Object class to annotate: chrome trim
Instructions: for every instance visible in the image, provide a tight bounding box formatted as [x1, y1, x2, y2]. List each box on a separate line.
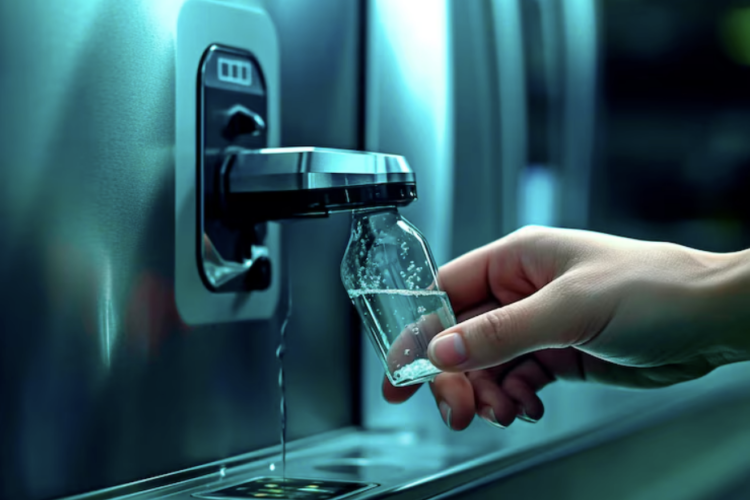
[228, 148, 416, 193]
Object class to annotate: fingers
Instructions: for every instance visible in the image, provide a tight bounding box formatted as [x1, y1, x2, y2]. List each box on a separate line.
[428, 356, 556, 430]
[428, 277, 599, 372]
[468, 373, 518, 427]
[381, 371, 477, 429]
[382, 301, 501, 404]
[384, 355, 560, 429]
[436, 243, 495, 315]
[429, 372, 476, 430]
[436, 225, 569, 316]
[382, 376, 421, 404]
[496, 359, 552, 422]
[386, 311, 447, 372]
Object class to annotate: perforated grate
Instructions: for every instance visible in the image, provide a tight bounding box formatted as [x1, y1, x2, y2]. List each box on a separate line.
[194, 477, 378, 500]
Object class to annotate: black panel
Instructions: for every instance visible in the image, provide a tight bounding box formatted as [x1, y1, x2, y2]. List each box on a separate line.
[197, 45, 270, 293]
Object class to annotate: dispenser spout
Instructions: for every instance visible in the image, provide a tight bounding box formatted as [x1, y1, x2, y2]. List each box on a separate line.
[219, 147, 418, 221]
[199, 146, 418, 292]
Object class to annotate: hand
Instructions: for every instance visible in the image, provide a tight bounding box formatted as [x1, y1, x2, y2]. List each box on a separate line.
[382, 226, 750, 430]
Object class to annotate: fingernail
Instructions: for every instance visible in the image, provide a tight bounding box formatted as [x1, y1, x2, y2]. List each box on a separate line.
[480, 407, 505, 429]
[517, 407, 538, 424]
[429, 333, 467, 367]
[439, 401, 453, 430]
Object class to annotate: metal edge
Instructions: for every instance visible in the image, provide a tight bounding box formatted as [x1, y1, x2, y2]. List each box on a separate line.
[403, 382, 750, 500]
[57, 428, 358, 500]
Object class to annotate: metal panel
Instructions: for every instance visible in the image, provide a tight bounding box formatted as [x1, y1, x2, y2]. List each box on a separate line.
[174, 0, 283, 324]
[362, 0, 455, 436]
[0, 0, 363, 498]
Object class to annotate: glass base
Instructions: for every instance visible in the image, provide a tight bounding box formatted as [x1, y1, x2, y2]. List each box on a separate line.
[387, 359, 442, 387]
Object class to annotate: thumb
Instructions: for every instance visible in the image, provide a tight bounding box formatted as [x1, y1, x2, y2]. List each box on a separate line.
[428, 281, 588, 372]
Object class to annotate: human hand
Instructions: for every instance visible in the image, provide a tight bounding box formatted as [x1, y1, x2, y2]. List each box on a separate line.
[382, 226, 750, 430]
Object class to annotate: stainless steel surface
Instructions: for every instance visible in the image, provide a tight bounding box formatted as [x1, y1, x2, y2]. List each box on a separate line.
[491, 0, 528, 236]
[176, 0, 282, 321]
[58, 377, 750, 500]
[432, 384, 750, 500]
[361, 0, 750, 457]
[0, 0, 363, 498]
[228, 148, 415, 193]
[201, 235, 269, 289]
[5, 1, 750, 500]
[557, 0, 598, 230]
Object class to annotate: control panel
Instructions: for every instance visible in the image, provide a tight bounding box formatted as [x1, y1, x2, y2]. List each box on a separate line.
[198, 45, 272, 293]
[175, 0, 281, 325]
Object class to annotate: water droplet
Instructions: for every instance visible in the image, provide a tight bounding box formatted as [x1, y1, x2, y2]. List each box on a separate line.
[269, 463, 276, 472]
[219, 466, 227, 477]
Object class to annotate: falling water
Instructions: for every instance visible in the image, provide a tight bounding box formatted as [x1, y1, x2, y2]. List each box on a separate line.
[275, 276, 293, 481]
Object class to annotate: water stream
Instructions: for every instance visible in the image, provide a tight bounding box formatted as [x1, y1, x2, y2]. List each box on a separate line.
[275, 274, 293, 480]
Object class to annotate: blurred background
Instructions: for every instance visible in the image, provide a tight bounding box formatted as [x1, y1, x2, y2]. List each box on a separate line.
[1, 0, 750, 499]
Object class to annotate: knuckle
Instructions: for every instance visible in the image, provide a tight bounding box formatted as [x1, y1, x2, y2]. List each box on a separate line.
[556, 272, 594, 298]
[514, 225, 543, 241]
[478, 308, 514, 348]
[515, 224, 555, 241]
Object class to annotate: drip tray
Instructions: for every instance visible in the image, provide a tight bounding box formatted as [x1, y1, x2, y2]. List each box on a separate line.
[193, 477, 378, 500]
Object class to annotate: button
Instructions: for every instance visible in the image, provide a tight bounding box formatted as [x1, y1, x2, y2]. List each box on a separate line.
[223, 104, 266, 141]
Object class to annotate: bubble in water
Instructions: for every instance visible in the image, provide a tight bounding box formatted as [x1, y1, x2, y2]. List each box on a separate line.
[219, 466, 227, 478]
[269, 463, 276, 472]
[392, 359, 440, 383]
[400, 242, 409, 258]
[417, 306, 426, 314]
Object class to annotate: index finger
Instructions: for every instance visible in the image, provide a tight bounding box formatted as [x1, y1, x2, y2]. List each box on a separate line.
[437, 243, 495, 315]
[438, 227, 560, 315]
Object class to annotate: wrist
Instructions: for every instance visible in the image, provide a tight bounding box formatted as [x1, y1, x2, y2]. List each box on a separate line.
[698, 249, 750, 364]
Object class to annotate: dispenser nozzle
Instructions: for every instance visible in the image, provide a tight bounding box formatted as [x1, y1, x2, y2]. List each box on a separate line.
[220, 147, 418, 221]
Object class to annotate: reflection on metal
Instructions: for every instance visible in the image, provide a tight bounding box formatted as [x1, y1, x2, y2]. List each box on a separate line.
[519, 165, 556, 227]
[0, 0, 365, 498]
[559, 0, 598, 229]
[490, 0, 528, 235]
[202, 234, 268, 289]
[59, 381, 750, 500]
[366, 0, 453, 267]
[364, 0, 455, 436]
[98, 254, 118, 368]
[227, 147, 416, 194]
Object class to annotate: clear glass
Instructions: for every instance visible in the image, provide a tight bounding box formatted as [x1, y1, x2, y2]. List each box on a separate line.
[341, 207, 457, 387]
